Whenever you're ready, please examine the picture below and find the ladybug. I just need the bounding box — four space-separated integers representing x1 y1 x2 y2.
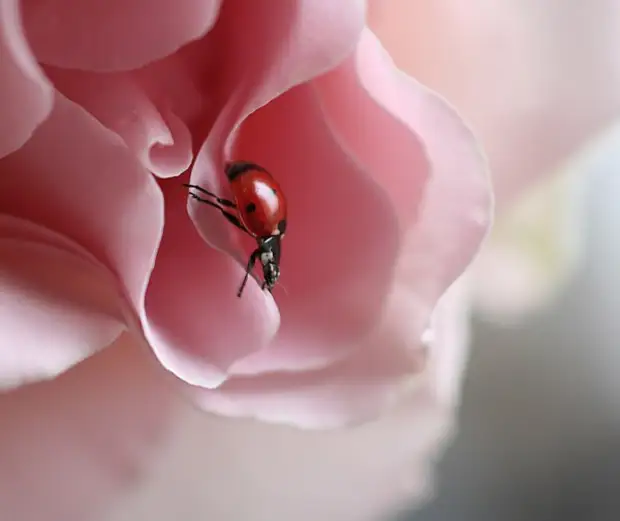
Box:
184 161 287 298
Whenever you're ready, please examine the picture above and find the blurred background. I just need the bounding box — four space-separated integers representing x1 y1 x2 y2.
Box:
397 129 620 521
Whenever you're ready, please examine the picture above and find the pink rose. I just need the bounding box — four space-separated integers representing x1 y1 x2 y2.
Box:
3 1 616 520
0 0 490 429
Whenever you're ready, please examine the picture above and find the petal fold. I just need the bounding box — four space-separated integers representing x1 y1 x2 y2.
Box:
360 29 493 306
0 92 167 378
313 28 429 228
142 180 280 388
21 0 224 71
0 0 53 158
0 218 124 389
167 0 367 377
191 32 491 426
46 68 193 178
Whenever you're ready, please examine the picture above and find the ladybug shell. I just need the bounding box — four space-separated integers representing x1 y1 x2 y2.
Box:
227 162 287 238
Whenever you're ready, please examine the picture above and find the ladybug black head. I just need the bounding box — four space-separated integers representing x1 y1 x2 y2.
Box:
258 235 281 292
261 262 280 293
225 160 267 181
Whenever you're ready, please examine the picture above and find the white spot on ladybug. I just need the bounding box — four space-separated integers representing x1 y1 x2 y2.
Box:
260 251 274 266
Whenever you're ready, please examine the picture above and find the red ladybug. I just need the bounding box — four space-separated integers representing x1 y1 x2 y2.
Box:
184 161 287 297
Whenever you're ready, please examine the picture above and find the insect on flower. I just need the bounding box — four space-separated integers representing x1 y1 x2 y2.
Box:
185 161 287 298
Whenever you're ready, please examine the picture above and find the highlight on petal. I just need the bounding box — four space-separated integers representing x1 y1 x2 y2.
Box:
424 274 474 409
0 217 125 390
21 0 223 71
46 67 194 178
142 179 280 389
0 0 53 158
0 92 164 362
0 334 175 521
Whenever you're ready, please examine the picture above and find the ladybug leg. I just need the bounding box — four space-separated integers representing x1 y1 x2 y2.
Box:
183 184 236 208
186 191 252 237
237 248 260 298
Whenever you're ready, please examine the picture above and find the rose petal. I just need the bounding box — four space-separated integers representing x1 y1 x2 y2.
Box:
425 274 473 408
193 235 475 429
142 178 280 388
193 280 431 429
0 92 165 369
0 213 105 261
313 29 429 227
45 67 194 178
107 398 448 521
0 333 175 521
104 283 472 521
0 234 124 390
226 83 401 375
0 0 53 158
361 33 492 307
21 0 223 71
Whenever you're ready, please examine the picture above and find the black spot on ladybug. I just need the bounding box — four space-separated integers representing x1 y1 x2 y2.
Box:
277 219 287 234
272 188 277 195
225 161 267 181
246 202 257 213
